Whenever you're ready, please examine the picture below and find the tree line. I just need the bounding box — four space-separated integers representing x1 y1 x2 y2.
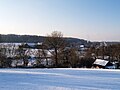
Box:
0 31 120 68
0 34 87 44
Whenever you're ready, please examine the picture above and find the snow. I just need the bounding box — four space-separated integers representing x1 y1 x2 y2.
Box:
93 59 109 66
0 68 120 90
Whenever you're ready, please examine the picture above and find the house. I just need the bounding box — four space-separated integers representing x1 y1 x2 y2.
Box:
93 59 115 69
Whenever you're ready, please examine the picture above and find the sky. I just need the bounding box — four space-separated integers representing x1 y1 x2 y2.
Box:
0 0 120 41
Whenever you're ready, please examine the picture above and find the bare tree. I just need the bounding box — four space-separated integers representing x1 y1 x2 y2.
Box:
17 44 29 67
67 48 79 68
0 47 12 68
45 31 66 67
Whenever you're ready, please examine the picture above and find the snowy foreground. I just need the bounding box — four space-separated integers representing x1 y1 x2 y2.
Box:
0 68 120 90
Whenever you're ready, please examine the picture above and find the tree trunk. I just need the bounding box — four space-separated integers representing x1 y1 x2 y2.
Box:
55 48 58 67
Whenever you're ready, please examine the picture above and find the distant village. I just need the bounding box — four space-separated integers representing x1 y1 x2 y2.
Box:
0 32 120 69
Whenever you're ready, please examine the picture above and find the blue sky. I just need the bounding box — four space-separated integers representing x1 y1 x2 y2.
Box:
0 0 120 41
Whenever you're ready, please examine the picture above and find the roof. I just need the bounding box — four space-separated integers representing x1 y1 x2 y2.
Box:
93 59 109 66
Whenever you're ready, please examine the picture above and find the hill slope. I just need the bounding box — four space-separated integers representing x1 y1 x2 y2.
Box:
0 34 88 45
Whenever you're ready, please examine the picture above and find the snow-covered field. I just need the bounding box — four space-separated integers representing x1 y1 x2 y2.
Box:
0 68 120 90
